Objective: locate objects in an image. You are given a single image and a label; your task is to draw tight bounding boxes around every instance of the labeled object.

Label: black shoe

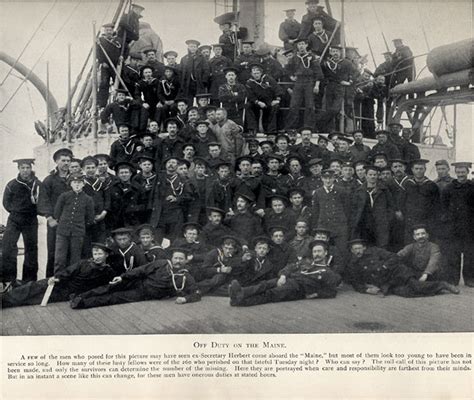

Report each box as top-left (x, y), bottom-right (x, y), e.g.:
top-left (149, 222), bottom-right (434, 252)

top-left (464, 280), bottom-right (474, 288)
top-left (443, 282), bottom-right (460, 294)
top-left (70, 296), bottom-right (84, 309)
top-left (228, 280), bottom-right (242, 306)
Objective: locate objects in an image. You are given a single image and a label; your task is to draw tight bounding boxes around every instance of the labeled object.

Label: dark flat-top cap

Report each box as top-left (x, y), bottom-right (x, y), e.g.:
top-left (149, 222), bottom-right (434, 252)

top-left (341, 161), bottom-right (354, 168)
top-left (135, 224), bottom-right (155, 234)
top-left (164, 117), bottom-right (179, 126)
top-left (294, 38), bottom-right (309, 45)
top-left (411, 224), bottom-right (428, 232)
top-left (198, 45), bottom-right (212, 51)
top-left (212, 43), bottom-right (224, 48)
top-left (247, 138), bottom-right (260, 145)
top-left (67, 173), bottom-right (85, 183)
top-left (248, 62), bottom-right (264, 70)
top-left (388, 122), bottom-right (403, 128)
top-left (308, 240), bottom-right (329, 250)
top-left (183, 142), bottom-right (196, 149)
top-left (321, 169), bottom-right (336, 176)
top-left (410, 159), bottom-right (430, 165)
top-left (373, 152), bottom-right (388, 159)
top-left (163, 156), bottom-right (181, 164)
top-left (265, 154), bottom-right (284, 163)
top-left (269, 194), bottom-right (289, 204)
top-left (81, 156), bottom-right (98, 167)
top-left (236, 155), bottom-right (253, 165)
top-left (452, 162), bottom-right (472, 169)
top-left (168, 247), bottom-right (191, 255)
top-left (213, 11), bottom-right (238, 25)
top-left (193, 157), bottom-right (209, 166)
top-left (287, 155), bottom-right (303, 164)
top-left (94, 153), bottom-right (111, 162)
top-left (282, 49), bottom-right (294, 56)
top-left (129, 52), bottom-right (143, 60)
top-left (206, 206), bottom-right (226, 215)
top-left (259, 140), bottom-right (274, 147)
top-left (215, 160), bottom-right (233, 169)
top-left (299, 126), bottom-right (313, 133)
top-left (91, 242), bottom-right (113, 253)
top-left (220, 235), bottom-right (242, 246)
top-left (283, 8), bottom-right (296, 12)
top-left (235, 192), bottom-right (255, 203)
top-left (253, 236), bottom-right (272, 247)
top-left (182, 222), bottom-right (202, 231)
top-left (116, 88), bottom-right (129, 94)
top-left (163, 50), bottom-right (178, 58)
top-left (392, 38), bottom-right (403, 42)
top-left (313, 227), bottom-right (331, 236)
top-left (382, 51), bottom-right (392, 55)
top-left (308, 158), bottom-right (323, 166)
top-left (223, 66), bottom-right (239, 74)
top-left (317, 134), bottom-right (329, 142)
top-left (131, 3), bottom-right (145, 10)
top-left (329, 45), bottom-right (343, 50)
top-left (142, 47), bottom-right (157, 54)
top-left (115, 161), bottom-right (135, 171)
top-left (434, 159), bottom-right (449, 166)
top-left (390, 158), bottom-right (407, 165)
top-left (305, 0), bottom-right (319, 4)
top-left (185, 39), bottom-right (201, 46)
top-left (241, 40), bottom-right (255, 45)
top-left (137, 155), bottom-right (155, 163)
top-left (102, 23), bottom-right (114, 28)
top-left (178, 159), bottom-right (191, 168)
top-left (328, 157), bottom-right (343, 164)
top-left (111, 227), bottom-right (134, 235)
top-left (364, 165), bottom-right (380, 172)
top-left (328, 132), bottom-right (341, 140)
top-left (338, 136), bottom-right (353, 144)
top-left (287, 188), bottom-right (306, 197)
top-left (13, 158), bottom-right (35, 165)
top-left (53, 148), bottom-right (73, 161)
top-left (348, 238), bottom-right (367, 246)
top-left (207, 141), bottom-right (221, 147)
top-left (268, 225), bottom-right (287, 234)
top-left (195, 93), bottom-right (212, 99)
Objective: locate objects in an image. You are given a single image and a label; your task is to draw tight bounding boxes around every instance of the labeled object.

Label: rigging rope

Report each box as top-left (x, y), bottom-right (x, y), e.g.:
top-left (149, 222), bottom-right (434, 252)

top-left (0, 1), bottom-right (82, 113)
top-left (0, 0), bottom-right (58, 86)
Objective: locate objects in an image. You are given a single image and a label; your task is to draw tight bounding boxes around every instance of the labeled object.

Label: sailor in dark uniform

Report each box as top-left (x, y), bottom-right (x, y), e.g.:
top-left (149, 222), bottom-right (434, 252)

top-left (374, 51), bottom-right (395, 88)
top-left (2, 243), bottom-right (116, 308)
top-left (321, 45), bottom-right (355, 132)
top-left (136, 224), bottom-right (167, 262)
top-left (2, 159), bottom-right (41, 287)
top-left (100, 89), bottom-right (141, 132)
top-left (179, 39), bottom-right (211, 105)
top-left (121, 52), bottom-right (142, 92)
top-left (109, 123), bottom-right (142, 168)
top-left (37, 148), bottom-right (73, 278)
top-left (226, 192), bottom-right (264, 242)
top-left (307, 17), bottom-right (336, 57)
top-left (218, 20), bottom-right (245, 61)
top-left (298, 1), bottom-right (338, 40)
top-left (368, 130), bottom-right (401, 162)
top-left (131, 155), bottom-right (157, 222)
top-left (117, 3), bottom-right (143, 47)
top-left (229, 240), bottom-right (341, 306)
top-left (209, 43), bottom-right (233, 104)
top-left (434, 159), bottom-right (453, 194)
top-left (218, 67), bottom-right (247, 126)
top-left (234, 41), bottom-right (259, 83)
top-left (245, 62), bottom-right (283, 134)
top-left (156, 65), bottom-right (180, 127)
top-left (278, 8), bottom-right (301, 50)
top-left (70, 247), bottom-right (202, 309)
top-left (107, 227), bottom-right (148, 275)
top-left (392, 38), bottom-right (415, 85)
top-left (163, 50), bottom-right (181, 75)
top-left (143, 48), bottom-right (166, 79)
top-left (97, 23), bottom-right (123, 108)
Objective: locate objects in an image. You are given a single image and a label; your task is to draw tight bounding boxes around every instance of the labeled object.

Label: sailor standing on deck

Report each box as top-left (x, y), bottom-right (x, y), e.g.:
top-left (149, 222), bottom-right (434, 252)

top-left (37, 148), bottom-right (73, 278)
top-left (1, 159), bottom-right (41, 291)
top-left (278, 9), bottom-right (301, 50)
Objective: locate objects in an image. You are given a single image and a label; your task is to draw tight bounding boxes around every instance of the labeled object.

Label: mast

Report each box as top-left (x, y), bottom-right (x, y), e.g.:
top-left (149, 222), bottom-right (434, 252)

top-left (46, 61), bottom-right (50, 144)
top-left (339, 0), bottom-right (346, 133)
top-left (91, 21), bottom-right (98, 140)
top-left (67, 43), bottom-right (72, 143)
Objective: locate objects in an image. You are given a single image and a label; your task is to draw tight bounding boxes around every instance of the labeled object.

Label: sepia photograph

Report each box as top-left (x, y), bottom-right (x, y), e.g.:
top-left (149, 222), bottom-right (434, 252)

top-left (0, 0), bottom-right (472, 340)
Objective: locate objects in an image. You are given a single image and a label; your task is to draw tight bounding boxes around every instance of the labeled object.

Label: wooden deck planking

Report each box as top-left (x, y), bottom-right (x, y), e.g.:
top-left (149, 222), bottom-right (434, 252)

top-left (2, 287), bottom-right (473, 336)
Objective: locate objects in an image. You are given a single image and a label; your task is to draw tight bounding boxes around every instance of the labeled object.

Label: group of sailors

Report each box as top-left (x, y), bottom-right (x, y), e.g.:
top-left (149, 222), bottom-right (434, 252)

top-left (93, 0), bottom-right (415, 142)
top-left (1, 0), bottom-right (472, 311)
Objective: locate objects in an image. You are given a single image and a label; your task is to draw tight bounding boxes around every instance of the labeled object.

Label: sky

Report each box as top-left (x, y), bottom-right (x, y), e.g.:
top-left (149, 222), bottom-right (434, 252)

top-left (0, 0), bottom-right (472, 221)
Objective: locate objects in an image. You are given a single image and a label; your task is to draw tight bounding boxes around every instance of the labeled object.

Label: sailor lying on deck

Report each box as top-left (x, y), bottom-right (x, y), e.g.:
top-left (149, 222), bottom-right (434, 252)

top-left (1, 244), bottom-right (116, 308)
top-left (70, 248), bottom-right (201, 309)
top-left (229, 240), bottom-right (341, 307)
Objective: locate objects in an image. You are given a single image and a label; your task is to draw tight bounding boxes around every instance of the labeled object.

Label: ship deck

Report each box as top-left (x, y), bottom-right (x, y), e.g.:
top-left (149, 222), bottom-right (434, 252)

top-left (2, 285), bottom-right (472, 336)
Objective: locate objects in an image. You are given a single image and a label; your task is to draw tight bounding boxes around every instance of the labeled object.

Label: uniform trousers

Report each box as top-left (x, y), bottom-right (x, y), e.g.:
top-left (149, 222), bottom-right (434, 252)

top-left (54, 234), bottom-right (84, 275)
top-left (390, 278), bottom-right (451, 298)
top-left (285, 80), bottom-right (316, 129)
top-left (1, 213), bottom-right (38, 282)
top-left (1, 279), bottom-right (69, 308)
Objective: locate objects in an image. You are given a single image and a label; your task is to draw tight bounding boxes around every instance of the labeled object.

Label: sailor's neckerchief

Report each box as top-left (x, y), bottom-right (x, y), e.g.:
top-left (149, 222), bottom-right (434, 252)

top-left (166, 173), bottom-right (184, 197)
top-left (300, 256), bottom-right (333, 275)
top-left (15, 174), bottom-right (39, 204)
top-left (84, 176), bottom-right (104, 192)
top-left (166, 260), bottom-right (189, 292)
top-left (119, 243), bottom-right (135, 271)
